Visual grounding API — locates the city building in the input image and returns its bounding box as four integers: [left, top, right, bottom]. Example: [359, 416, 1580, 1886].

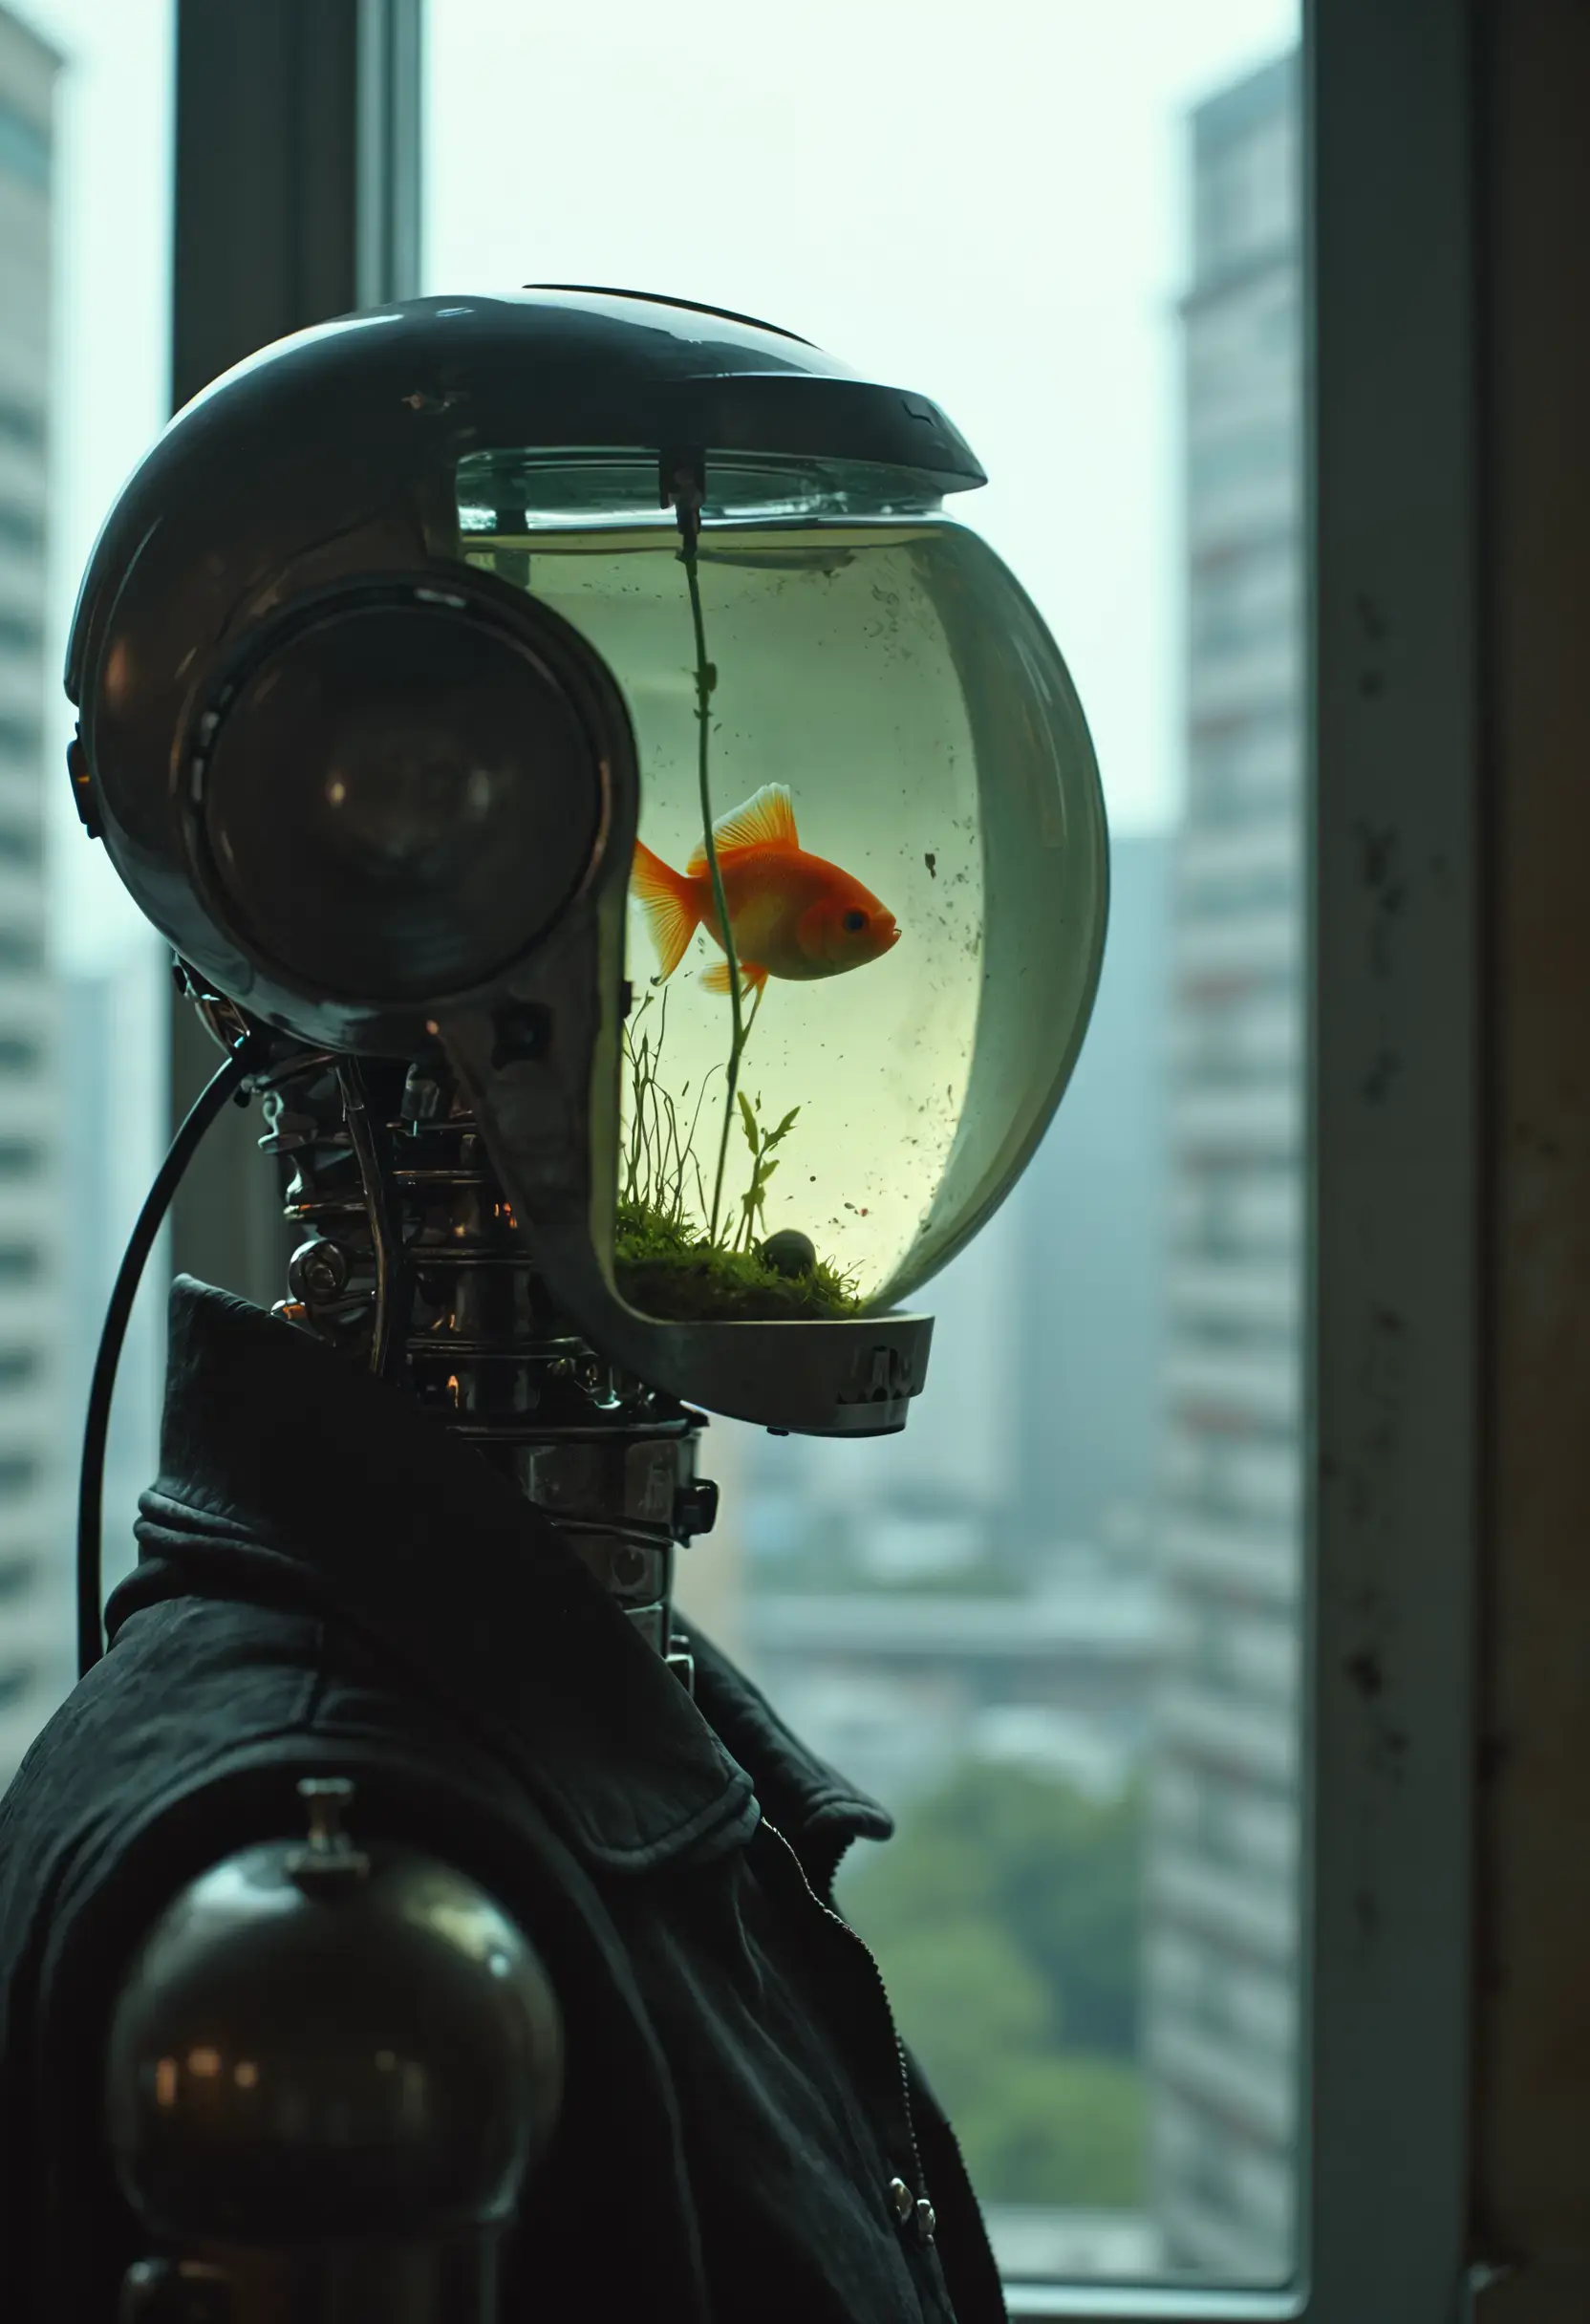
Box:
[736, 834, 1172, 1581]
[0, 4, 64, 1781]
[741, 1547, 1163, 1816]
[730, 830, 1175, 1814]
[60, 959, 167, 1609]
[1143, 50, 1304, 2284]
[1011, 832, 1171, 1556]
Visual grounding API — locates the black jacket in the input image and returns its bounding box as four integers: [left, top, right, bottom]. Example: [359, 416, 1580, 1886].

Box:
[0, 1280, 1005, 2322]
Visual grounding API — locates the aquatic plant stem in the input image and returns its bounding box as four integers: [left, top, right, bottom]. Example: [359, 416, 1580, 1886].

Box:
[675, 498, 748, 1245]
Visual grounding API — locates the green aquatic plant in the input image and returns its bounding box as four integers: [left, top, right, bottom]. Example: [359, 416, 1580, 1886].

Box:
[674, 482, 761, 1249]
[614, 1195, 860, 1323]
[614, 987, 857, 1321]
[732, 1090, 801, 1257]
[620, 986, 716, 1233]
[609, 478, 864, 1324]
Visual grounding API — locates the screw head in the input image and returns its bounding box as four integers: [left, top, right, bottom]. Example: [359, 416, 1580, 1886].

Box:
[612, 1544, 649, 1591]
[289, 1237, 349, 1302]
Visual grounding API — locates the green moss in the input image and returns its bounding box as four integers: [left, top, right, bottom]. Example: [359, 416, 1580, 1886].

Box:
[614, 1197, 861, 1323]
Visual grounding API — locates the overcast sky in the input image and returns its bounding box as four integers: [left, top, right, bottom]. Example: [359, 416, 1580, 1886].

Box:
[25, 0, 1293, 971]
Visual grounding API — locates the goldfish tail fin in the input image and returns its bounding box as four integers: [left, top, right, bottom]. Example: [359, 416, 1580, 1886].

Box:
[700, 959, 767, 1000]
[686, 783, 798, 875]
[632, 839, 698, 979]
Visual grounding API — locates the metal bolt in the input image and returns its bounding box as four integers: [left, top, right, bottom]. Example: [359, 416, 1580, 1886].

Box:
[289, 1237, 349, 1303]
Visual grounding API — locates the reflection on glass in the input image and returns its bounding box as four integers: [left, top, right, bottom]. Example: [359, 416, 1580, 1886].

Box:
[460, 456, 1105, 1324]
[1146, 52, 1302, 2284]
[426, 0, 1305, 2287]
[0, 6, 66, 1782]
[737, 55, 1304, 2282]
[3, 0, 172, 1787]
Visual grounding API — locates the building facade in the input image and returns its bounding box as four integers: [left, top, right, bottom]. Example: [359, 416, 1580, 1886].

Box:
[741, 1556, 1163, 1819]
[1143, 51, 1304, 2284]
[0, 5, 63, 1780]
[1012, 832, 1171, 1557]
[61, 961, 167, 1611]
[732, 828, 1175, 1817]
[736, 830, 1172, 1596]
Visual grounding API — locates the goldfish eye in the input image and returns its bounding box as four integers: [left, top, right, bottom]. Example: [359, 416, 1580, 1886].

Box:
[843, 909, 868, 933]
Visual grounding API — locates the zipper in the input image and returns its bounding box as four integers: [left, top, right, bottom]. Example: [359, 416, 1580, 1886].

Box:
[762, 1816, 929, 2223]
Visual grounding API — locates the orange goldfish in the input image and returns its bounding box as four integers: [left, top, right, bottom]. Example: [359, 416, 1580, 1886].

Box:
[632, 784, 900, 1000]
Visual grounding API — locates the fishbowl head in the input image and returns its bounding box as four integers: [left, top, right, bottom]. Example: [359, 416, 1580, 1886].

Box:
[64, 288, 1108, 1435]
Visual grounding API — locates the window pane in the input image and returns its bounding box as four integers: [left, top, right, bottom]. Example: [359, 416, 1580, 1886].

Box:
[426, 0, 1302, 2286]
[3, 0, 172, 1780]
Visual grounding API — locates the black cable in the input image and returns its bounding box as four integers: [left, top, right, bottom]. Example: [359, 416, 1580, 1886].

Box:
[76, 1038, 259, 1678]
[334, 1060, 406, 1380]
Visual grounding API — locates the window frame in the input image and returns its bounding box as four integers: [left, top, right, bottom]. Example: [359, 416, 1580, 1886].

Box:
[1009, 0, 1481, 2314]
[168, 0, 1482, 2313]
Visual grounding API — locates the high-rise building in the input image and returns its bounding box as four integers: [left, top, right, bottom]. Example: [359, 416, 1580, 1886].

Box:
[1012, 831, 1171, 1555]
[738, 829, 1172, 1589]
[61, 959, 167, 1606]
[0, 6, 63, 1780]
[731, 832, 1173, 1810]
[1143, 49, 1303, 2285]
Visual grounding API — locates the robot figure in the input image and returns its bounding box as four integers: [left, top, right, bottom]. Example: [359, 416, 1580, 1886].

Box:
[0, 290, 1106, 2321]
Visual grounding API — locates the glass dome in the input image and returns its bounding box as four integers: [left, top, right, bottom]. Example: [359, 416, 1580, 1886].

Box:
[457, 447, 1107, 1326]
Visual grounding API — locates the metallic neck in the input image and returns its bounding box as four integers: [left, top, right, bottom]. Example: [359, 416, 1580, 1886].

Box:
[257, 1050, 716, 1684]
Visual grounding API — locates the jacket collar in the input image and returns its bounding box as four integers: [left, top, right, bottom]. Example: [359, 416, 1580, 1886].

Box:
[690, 1631, 892, 1880]
[111, 1279, 889, 1875]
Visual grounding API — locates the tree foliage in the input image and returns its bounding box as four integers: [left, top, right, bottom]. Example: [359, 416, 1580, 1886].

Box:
[838, 1759, 1148, 2207]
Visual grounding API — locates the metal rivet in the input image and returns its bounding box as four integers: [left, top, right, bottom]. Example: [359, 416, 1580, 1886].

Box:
[889, 2175, 913, 2225]
[290, 1237, 350, 1303]
[612, 1544, 648, 1589]
[914, 2197, 936, 2244]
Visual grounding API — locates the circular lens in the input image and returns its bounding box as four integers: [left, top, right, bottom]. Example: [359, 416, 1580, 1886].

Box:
[199, 600, 604, 1003]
